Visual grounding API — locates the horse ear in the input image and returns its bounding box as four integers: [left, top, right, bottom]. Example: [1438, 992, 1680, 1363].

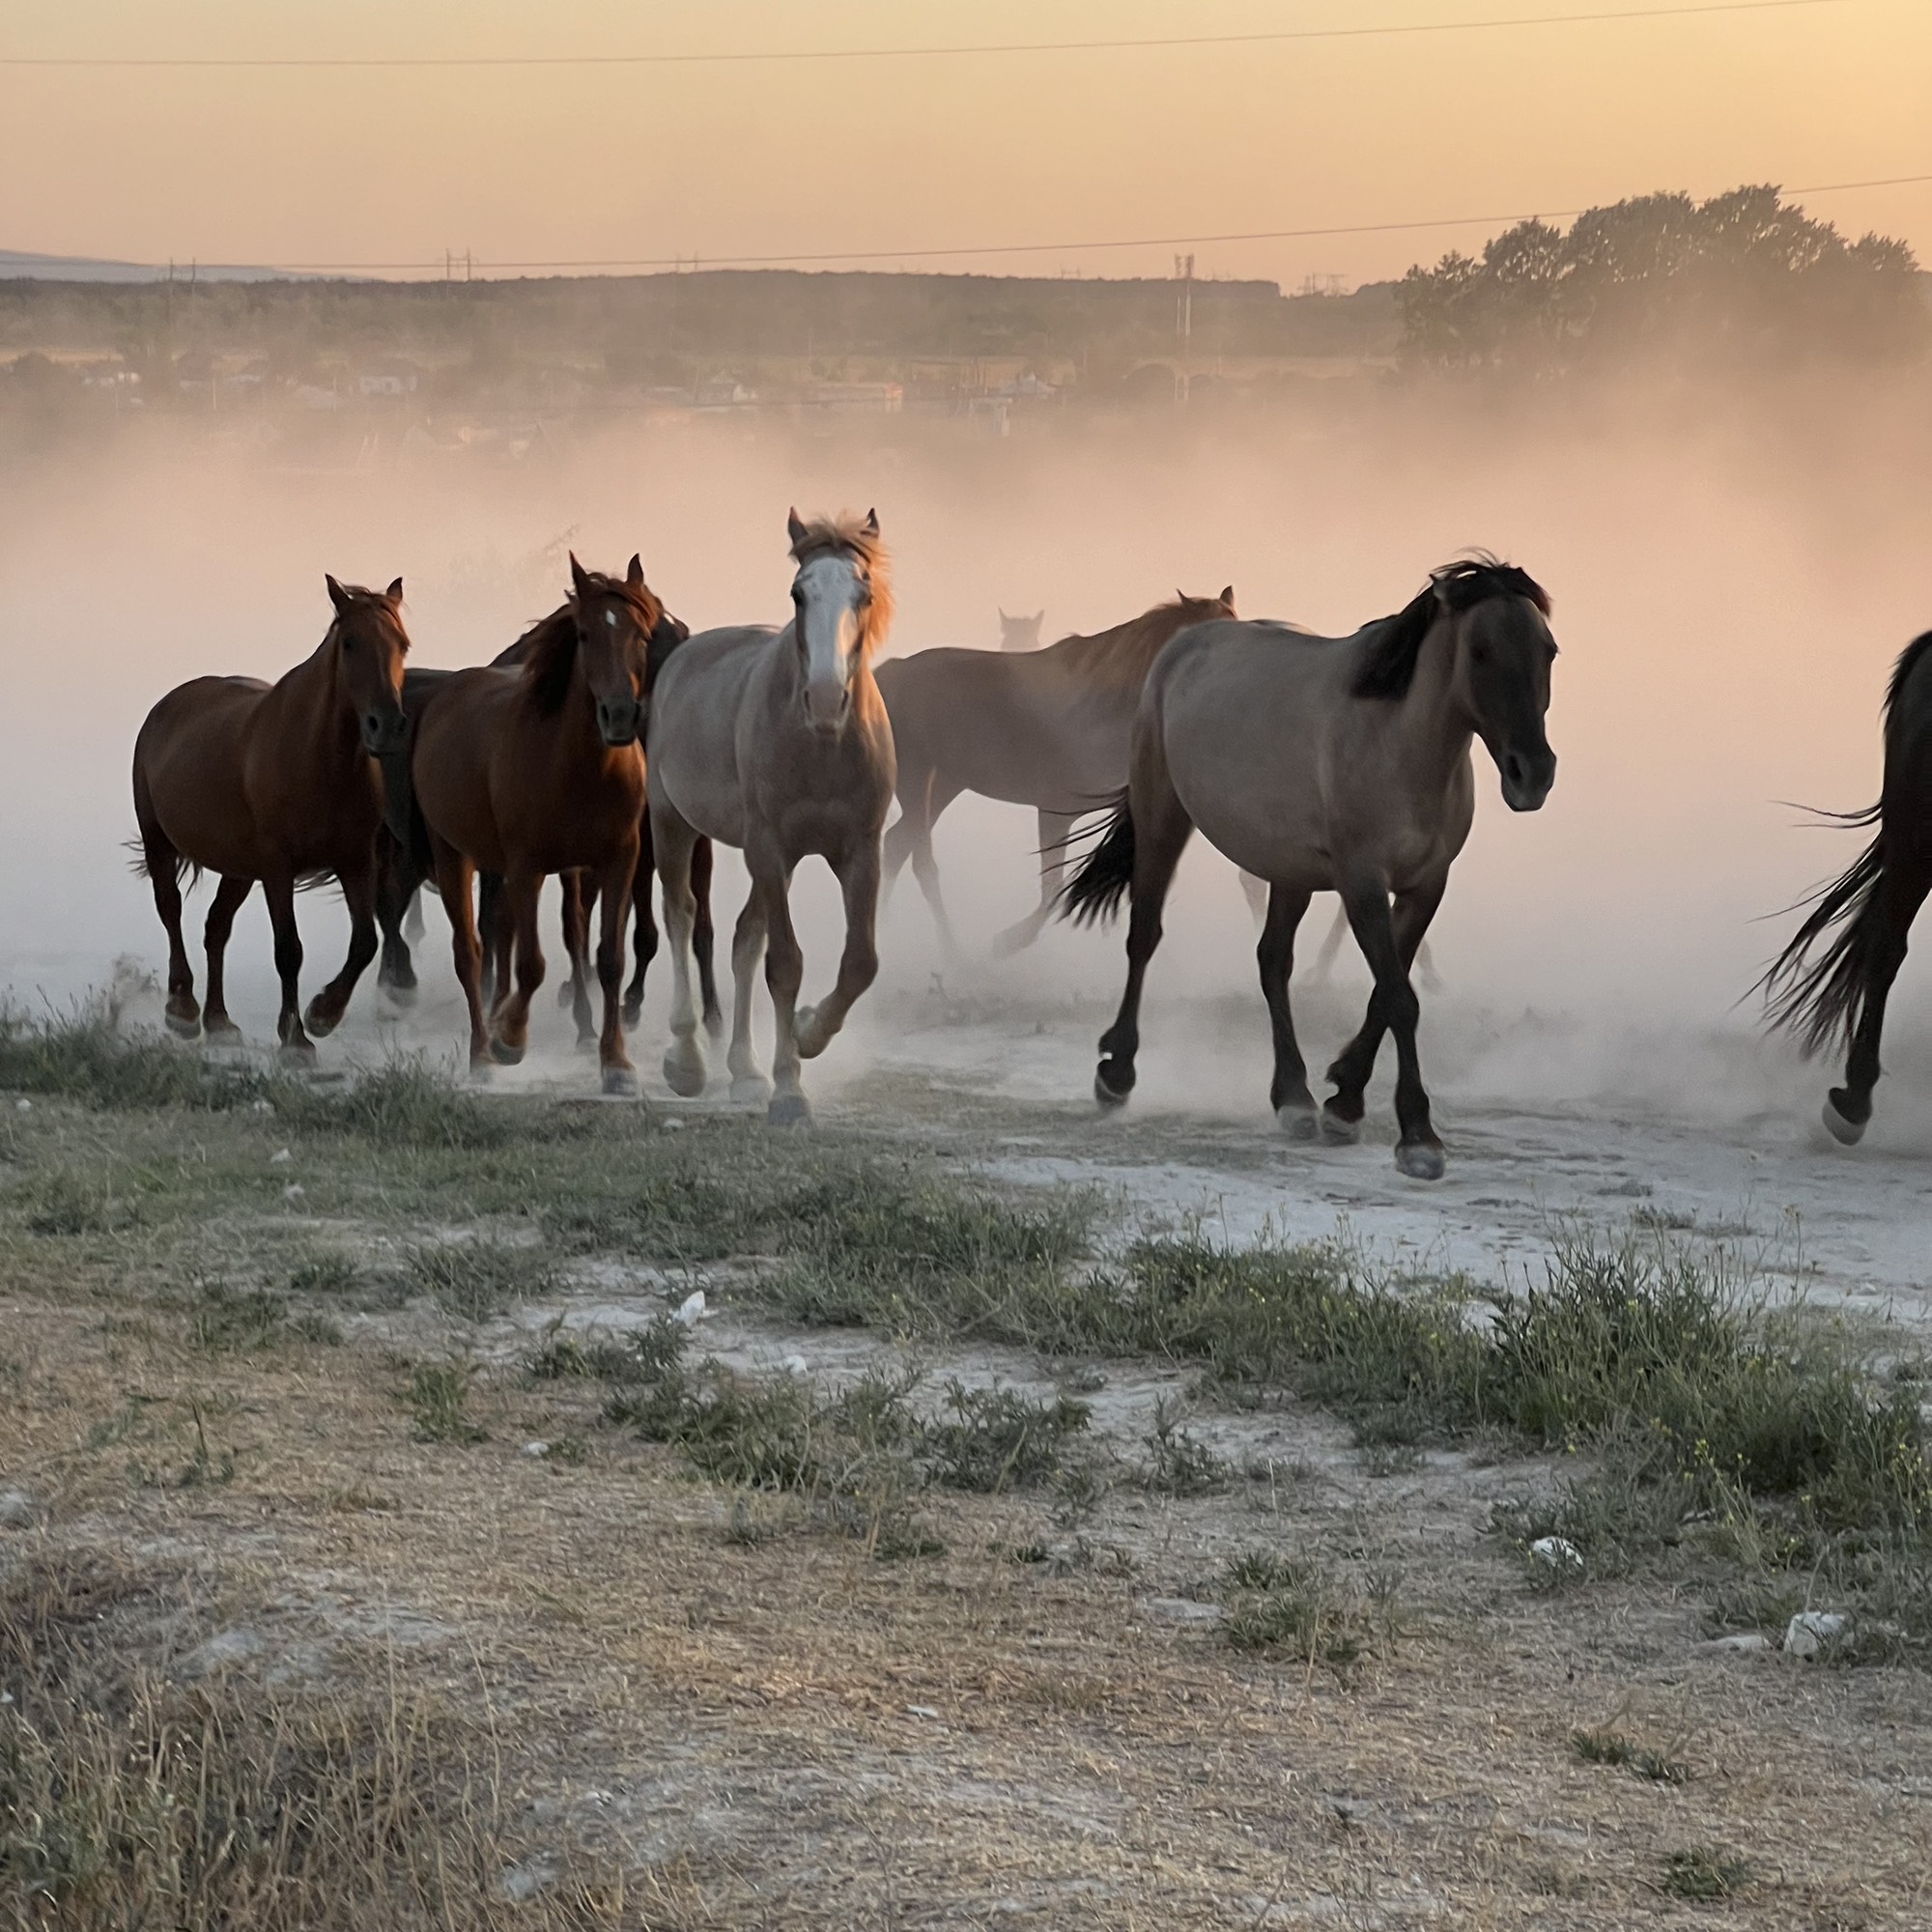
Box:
[385, 577, 404, 605]
[998, 607, 1009, 623]
[1220, 585, 1235, 611]
[863, 508, 880, 536]
[626, 554, 644, 589]
[326, 575, 351, 615]
[569, 551, 592, 597]
[786, 507, 807, 546]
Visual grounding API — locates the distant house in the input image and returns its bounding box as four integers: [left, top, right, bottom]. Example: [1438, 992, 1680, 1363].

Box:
[808, 380, 902, 413]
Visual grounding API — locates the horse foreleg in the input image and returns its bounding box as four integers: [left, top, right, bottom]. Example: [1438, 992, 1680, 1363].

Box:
[1826, 856, 1930, 1144]
[491, 869, 545, 1065]
[262, 873, 314, 1062]
[305, 860, 380, 1039]
[795, 840, 881, 1061]
[902, 772, 963, 960]
[623, 812, 659, 1031]
[200, 874, 253, 1039]
[725, 887, 770, 1104]
[992, 808, 1078, 959]
[693, 836, 724, 1038]
[433, 843, 491, 1073]
[1323, 874, 1447, 1179]
[654, 808, 708, 1097]
[1257, 884, 1316, 1137]
[593, 842, 640, 1095]
[560, 872, 598, 1049]
[754, 847, 810, 1127]
[374, 832, 421, 1005]
[1094, 777, 1195, 1107]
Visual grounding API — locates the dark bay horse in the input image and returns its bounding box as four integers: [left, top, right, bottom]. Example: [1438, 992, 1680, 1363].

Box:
[1760, 631, 1932, 1143]
[876, 590, 1242, 957]
[1062, 558, 1558, 1180]
[409, 555, 661, 1093]
[131, 577, 410, 1056]
[650, 511, 896, 1125]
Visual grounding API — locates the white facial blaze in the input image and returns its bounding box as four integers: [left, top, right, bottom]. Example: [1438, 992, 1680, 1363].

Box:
[795, 553, 864, 727]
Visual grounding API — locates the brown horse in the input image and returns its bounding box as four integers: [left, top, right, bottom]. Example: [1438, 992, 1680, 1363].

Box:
[409, 554, 660, 1093]
[131, 577, 410, 1056]
[650, 511, 896, 1125]
[875, 590, 1247, 958]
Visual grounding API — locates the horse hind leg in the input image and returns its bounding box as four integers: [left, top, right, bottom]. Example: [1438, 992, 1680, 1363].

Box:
[692, 837, 724, 1038]
[992, 808, 1078, 959]
[200, 874, 254, 1039]
[374, 833, 421, 1006]
[655, 810, 709, 1097]
[135, 791, 201, 1037]
[490, 871, 546, 1065]
[1257, 884, 1316, 1138]
[560, 873, 598, 1051]
[1826, 855, 1930, 1145]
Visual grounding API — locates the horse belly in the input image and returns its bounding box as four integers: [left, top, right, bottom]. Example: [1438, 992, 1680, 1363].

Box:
[136, 695, 266, 877]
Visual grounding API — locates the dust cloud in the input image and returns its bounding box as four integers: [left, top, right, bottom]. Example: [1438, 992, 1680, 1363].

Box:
[3, 370, 1929, 1150]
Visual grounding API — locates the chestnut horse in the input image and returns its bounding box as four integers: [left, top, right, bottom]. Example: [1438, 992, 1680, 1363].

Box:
[650, 511, 895, 1125]
[131, 577, 410, 1057]
[409, 554, 661, 1094]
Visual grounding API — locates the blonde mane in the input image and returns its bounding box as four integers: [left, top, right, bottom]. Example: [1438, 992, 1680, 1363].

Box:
[1045, 590, 1236, 697]
[788, 512, 895, 659]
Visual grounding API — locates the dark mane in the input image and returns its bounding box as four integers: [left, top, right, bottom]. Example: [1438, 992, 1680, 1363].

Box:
[1886, 630, 1932, 729]
[517, 571, 663, 718]
[1352, 554, 1551, 701]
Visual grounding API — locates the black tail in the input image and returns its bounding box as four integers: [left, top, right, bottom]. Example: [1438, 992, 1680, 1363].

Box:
[1057, 790, 1135, 928]
[125, 838, 202, 891]
[1757, 810, 1886, 1056]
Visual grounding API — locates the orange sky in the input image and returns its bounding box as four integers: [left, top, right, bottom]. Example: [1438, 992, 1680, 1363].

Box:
[4, 0, 1930, 286]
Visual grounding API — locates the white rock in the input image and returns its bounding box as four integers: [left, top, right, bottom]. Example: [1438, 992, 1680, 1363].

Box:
[661, 1117, 686, 1132]
[14, 1097, 30, 1112]
[1786, 1610, 1851, 1660]
[781, 1353, 810, 1376]
[673, 1289, 707, 1326]
[1530, 1535, 1584, 1573]
[496, 1854, 559, 1902]
[251, 1097, 274, 1114]
[904, 1704, 939, 1719]
[0, 1489, 37, 1528]
[282, 1182, 305, 1203]
[269, 1148, 292, 1165]
[522, 1440, 550, 1459]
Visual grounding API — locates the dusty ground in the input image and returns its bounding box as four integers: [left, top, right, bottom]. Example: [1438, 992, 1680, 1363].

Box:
[4, 957, 1932, 1928]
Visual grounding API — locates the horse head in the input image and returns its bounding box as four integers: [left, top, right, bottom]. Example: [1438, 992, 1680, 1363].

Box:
[999, 608, 1046, 651]
[567, 552, 661, 747]
[786, 507, 892, 734]
[325, 575, 410, 757]
[1437, 560, 1558, 811]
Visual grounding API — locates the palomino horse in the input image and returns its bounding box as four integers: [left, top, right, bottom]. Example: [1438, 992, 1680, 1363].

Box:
[876, 590, 1247, 958]
[373, 624, 723, 1043]
[1062, 557, 1558, 1180]
[1760, 630, 1932, 1144]
[650, 510, 896, 1126]
[131, 577, 410, 1056]
[409, 554, 661, 1094]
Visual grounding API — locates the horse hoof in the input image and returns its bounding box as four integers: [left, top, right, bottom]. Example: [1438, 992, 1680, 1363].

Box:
[1094, 1062, 1133, 1108]
[575, 1034, 599, 1057]
[768, 1092, 813, 1129]
[602, 1065, 639, 1098]
[663, 1038, 707, 1097]
[794, 1007, 834, 1060]
[302, 1002, 341, 1040]
[730, 1075, 772, 1105]
[278, 1039, 317, 1066]
[489, 1037, 525, 1066]
[1320, 1106, 1362, 1146]
[1275, 1103, 1319, 1142]
[622, 997, 644, 1033]
[989, 921, 1039, 960]
[380, 980, 418, 1009]
[1822, 1095, 1867, 1147]
[164, 1005, 202, 1040]
[1396, 1140, 1446, 1181]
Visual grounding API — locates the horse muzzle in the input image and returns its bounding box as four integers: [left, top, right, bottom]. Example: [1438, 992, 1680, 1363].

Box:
[597, 696, 643, 747]
[361, 709, 409, 756]
[803, 681, 851, 734]
[1498, 745, 1556, 812]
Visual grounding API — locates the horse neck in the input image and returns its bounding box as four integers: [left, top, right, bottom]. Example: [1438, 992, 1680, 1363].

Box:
[270, 634, 361, 765]
[1389, 622, 1475, 789]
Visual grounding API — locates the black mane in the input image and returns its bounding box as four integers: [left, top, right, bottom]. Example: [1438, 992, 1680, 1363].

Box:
[1886, 630, 1932, 730]
[1352, 554, 1551, 701]
[514, 572, 664, 718]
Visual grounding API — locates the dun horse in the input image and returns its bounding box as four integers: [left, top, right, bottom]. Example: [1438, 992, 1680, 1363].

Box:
[1760, 630, 1932, 1143]
[131, 576, 410, 1056]
[409, 554, 661, 1093]
[876, 590, 1245, 958]
[1062, 558, 1558, 1180]
[650, 510, 896, 1125]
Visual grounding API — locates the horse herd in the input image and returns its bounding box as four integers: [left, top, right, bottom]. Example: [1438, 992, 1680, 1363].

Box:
[129, 508, 1932, 1178]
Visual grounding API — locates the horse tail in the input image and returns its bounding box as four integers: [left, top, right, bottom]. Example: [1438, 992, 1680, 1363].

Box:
[124, 837, 202, 892]
[1758, 630, 1932, 1054]
[1758, 813, 1887, 1056]
[1058, 790, 1135, 928]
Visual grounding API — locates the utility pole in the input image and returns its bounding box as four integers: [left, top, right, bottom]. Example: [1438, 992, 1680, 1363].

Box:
[1174, 252, 1194, 403]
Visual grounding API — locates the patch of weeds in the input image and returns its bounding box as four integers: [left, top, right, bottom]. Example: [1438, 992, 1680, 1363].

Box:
[407, 1239, 556, 1321]
[186, 1277, 290, 1353]
[921, 1381, 1090, 1492]
[1662, 1848, 1749, 1901]
[541, 1435, 588, 1467]
[24, 1170, 135, 1237]
[1049, 1455, 1111, 1531]
[1571, 1727, 1690, 1784]
[289, 1253, 359, 1296]
[268, 1056, 511, 1151]
[0, 1006, 263, 1112]
[1361, 1440, 1427, 1478]
[402, 1362, 487, 1444]
[1141, 1396, 1229, 1496]
[1219, 1548, 1400, 1671]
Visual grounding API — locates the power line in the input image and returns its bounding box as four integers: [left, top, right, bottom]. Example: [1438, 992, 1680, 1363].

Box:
[147, 172, 1932, 277]
[0, 1, 1856, 71]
